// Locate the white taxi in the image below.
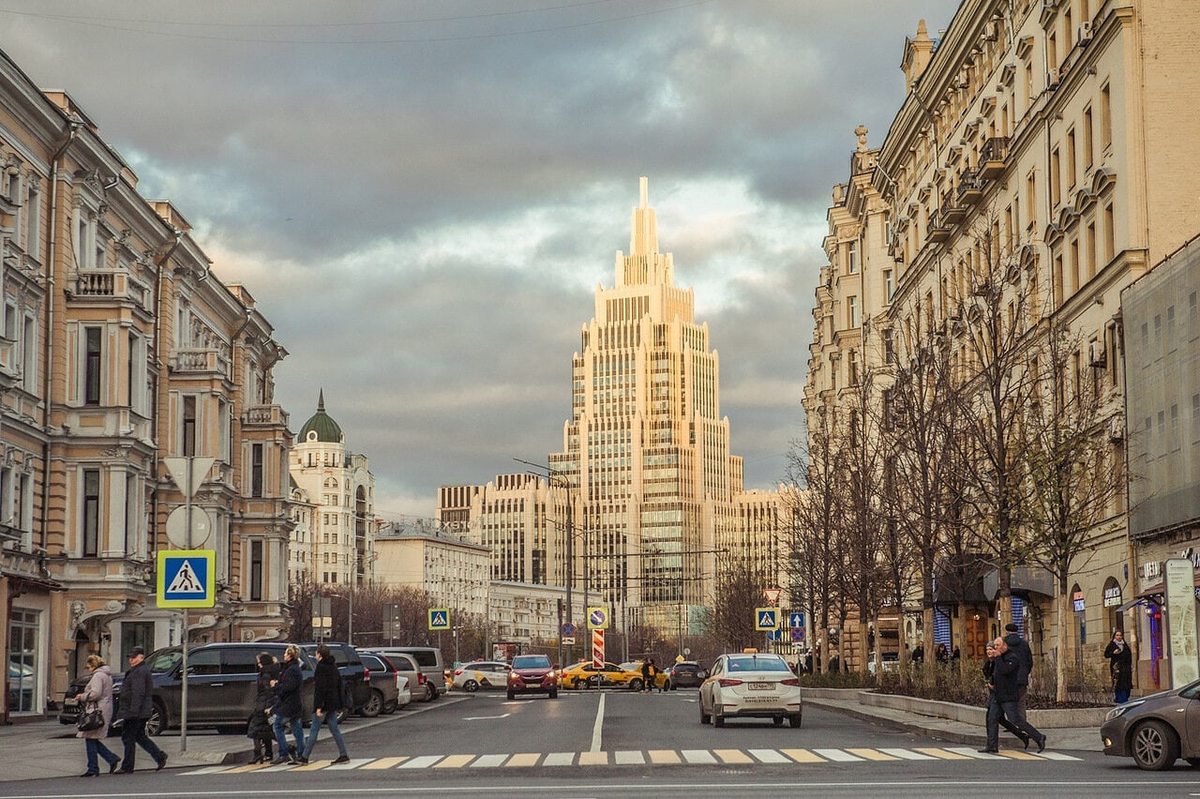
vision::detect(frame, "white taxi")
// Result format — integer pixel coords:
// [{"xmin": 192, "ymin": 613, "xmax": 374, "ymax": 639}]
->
[{"xmin": 698, "ymin": 652, "xmax": 802, "ymax": 728}]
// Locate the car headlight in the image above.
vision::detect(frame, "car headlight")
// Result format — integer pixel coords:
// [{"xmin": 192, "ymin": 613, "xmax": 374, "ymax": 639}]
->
[{"xmin": 1105, "ymin": 700, "xmax": 1144, "ymax": 721}]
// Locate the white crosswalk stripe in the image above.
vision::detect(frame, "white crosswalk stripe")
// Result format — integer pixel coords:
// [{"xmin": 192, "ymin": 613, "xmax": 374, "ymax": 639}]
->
[{"xmin": 182, "ymin": 746, "xmax": 1082, "ymax": 775}]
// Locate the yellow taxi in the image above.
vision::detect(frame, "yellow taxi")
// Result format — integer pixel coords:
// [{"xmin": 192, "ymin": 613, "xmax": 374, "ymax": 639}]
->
[
  {"xmin": 620, "ymin": 661, "xmax": 671, "ymax": 690},
  {"xmin": 561, "ymin": 660, "xmax": 646, "ymax": 690}
]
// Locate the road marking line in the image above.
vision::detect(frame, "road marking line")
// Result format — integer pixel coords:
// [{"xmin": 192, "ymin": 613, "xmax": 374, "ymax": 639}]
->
[
  {"xmin": 398, "ymin": 755, "xmax": 443, "ymax": 769},
  {"xmin": 543, "ymin": 752, "xmax": 575, "ymax": 766},
  {"xmin": 614, "ymin": 750, "xmax": 645, "ymax": 765},
  {"xmin": 681, "ymin": 749, "xmax": 718, "ymax": 764},
  {"xmin": 362, "ymin": 756, "xmax": 409, "ymax": 769},
  {"xmin": 997, "ymin": 750, "xmax": 1043, "ymax": 760},
  {"xmin": 182, "ymin": 766, "xmax": 235, "ymax": 776},
  {"xmin": 879, "ymin": 748, "xmax": 937, "ymax": 760},
  {"xmin": 591, "ymin": 693, "xmax": 605, "ymax": 751},
  {"xmin": 749, "ymin": 749, "xmax": 791, "ymax": 764},
  {"xmin": 780, "ymin": 748, "xmax": 826, "ymax": 763},
  {"xmin": 505, "ymin": 753, "xmax": 541, "ymax": 767},
  {"xmin": 578, "ymin": 751, "xmax": 608, "ymax": 766},
  {"xmin": 222, "ymin": 763, "xmax": 270, "ymax": 773},
  {"xmin": 814, "ymin": 748, "xmax": 864, "ymax": 762},
  {"xmin": 470, "ymin": 754, "xmax": 508, "ymax": 767},
  {"xmin": 714, "ymin": 749, "xmax": 754, "ymax": 764},
  {"xmin": 914, "ymin": 747, "xmax": 972, "ymax": 760},
  {"xmin": 289, "ymin": 759, "xmax": 332, "ymax": 771},
  {"xmin": 326, "ymin": 758, "xmax": 372, "ymax": 770},
  {"xmin": 647, "ymin": 749, "xmax": 682, "ymax": 764},
  {"xmin": 1036, "ymin": 751, "xmax": 1082, "ymax": 761},
  {"xmin": 846, "ymin": 748, "xmax": 900, "ymax": 761},
  {"xmin": 434, "ymin": 755, "xmax": 475, "ymax": 768},
  {"xmin": 946, "ymin": 747, "xmax": 1006, "ymax": 760}
]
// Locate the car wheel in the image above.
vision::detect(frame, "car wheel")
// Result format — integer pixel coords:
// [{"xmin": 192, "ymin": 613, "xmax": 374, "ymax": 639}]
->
[
  {"xmin": 773, "ymin": 716, "xmax": 784, "ymax": 727},
  {"xmin": 789, "ymin": 712, "xmax": 803, "ymax": 728},
  {"xmin": 424, "ymin": 683, "xmax": 437, "ymax": 702},
  {"xmin": 145, "ymin": 701, "xmax": 166, "ymax": 736},
  {"xmin": 629, "ymin": 678, "xmax": 643, "ymax": 692},
  {"xmin": 360, "ymin": 689, "xmax": 384, "ymax": 718},
  {"xmin": 383, "ymin": 699, "xmax": 397, "ymax": 714},
  {"xmin": 506, "ymin": 690, "xmax": 516, "ymax": 700},
  {"xmin": 1131, "ymin": 719, "xmax": 1179, "ymax": 771},
  {"xmin": 714, "ymin": 707, "xmax": 726, "ymax": 728},
  {"xmin": 662, "ymin": 680, "xmax": 671, "ymax": 691},
  {"xmin": 464, "ymin": 680, "xmax": 479, "ymax": 693},
  {"xmin": 549, "ymin": 690, "xmax": 558, "ymax": 699},
  {"xmin": 699, "ymin": 703, "xmax": 711, "ymax": 725}
]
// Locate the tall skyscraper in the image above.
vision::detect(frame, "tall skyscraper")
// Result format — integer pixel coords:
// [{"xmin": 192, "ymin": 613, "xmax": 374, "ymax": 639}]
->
[{"xmin": 549, "ymin": 177, "xmax": 773, "ymax": 630}]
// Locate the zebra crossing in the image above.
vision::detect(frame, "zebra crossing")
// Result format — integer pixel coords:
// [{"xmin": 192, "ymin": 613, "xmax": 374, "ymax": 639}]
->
[{"xmin": 182, "ymin": 745, "xmax": 1082, "ymax": 774}]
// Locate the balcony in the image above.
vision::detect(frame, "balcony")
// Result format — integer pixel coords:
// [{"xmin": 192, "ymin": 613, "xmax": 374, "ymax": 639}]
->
[
  {"xmin": 978, "ymin": 137, "xmax": 1010, "ymax": 180},
  {"xmin": 941, "ymin": 192, "xmax": 966, "ymax": 225},
  {"xmin": 170, "ymin": 347, "xmax": 229, "ymax": 375},
  {"xmin": 70, "ymin": 269, "xmax": 152, "ymax": 310},
  {"xmin": 243, "ymin": 404, "xmax": 290, "ymax": 428},
  {"xmin": 956, "ymin": 169, "xmax": 984, "ymax": 205},
  {"xmin": 928, "ymin": 210, "xmax": 951, "ymax": 243}
]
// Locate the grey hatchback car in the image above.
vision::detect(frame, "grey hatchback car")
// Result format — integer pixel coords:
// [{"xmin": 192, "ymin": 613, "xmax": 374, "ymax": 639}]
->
[{"xmin": 1101, "ymin": 679, "xmax": 1200, "ymax": 770}]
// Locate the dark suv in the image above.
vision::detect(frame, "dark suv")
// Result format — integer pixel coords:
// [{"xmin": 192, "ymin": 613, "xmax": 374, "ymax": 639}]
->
[
  {"xmin": 59, "ymin": 643, "xmax": 316, "ymax": 735},
  {"xmin": 667, "ymin": 660, "xmax": 706, "ymax": 689},
  {"xmin": 506, "ymin": 654, "xmax": 559, "ymax": 700},
  {"xmin": 301, "ymin": 643, "xmax": 372, "ymax": 716}
]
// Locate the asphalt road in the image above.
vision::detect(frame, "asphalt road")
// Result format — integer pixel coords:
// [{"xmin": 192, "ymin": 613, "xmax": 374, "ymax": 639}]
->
[{"xmin": 7, "ymin": 687, "xmax": 1200, "ymax": 798}]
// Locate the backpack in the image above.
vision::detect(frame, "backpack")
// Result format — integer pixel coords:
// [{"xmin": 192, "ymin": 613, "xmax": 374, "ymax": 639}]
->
[{"xmin": 339, "ymin": 674, "xmax": 354, "ymax": 711}]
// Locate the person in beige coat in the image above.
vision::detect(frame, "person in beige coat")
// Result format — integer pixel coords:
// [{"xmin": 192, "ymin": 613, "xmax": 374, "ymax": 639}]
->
[{"xmin": 76, "ymin": 655, "xmax": 121, "ymax": 777}]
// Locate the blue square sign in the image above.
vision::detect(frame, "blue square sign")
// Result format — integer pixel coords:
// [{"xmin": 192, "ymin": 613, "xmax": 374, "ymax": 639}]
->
[{"xmin": 157, "ymin": 550, "xmax": 215, "ymax": 608}]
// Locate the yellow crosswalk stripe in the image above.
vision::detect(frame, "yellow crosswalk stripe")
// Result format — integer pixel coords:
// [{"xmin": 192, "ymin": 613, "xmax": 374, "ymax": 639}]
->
[
  {"xmin": 578, "ymin": 752, "xmax": 608, "ymax": 766},
  {"xmin": 780, "ymin": 748, "xmax": 825, "ymax": 763},
  {"xmin": 505, "ymin": 753, "xmax": 540, "ymax": 767},
  {"xmin": 290, "ymin": 759, "xmax": 333, "ymax": 771},
  {"xmin": 647, "ymin": 749, "xmax": 682, "ymax": 764},
  {"xmin": 713, "ymin": 749, "xmax": 754, "ymax": 764},
  {"xmin": 223, "ymin": 763, "xmax": 271, "ymax": 773},
  {"xmin": 434, "ymin": 755, "xmax": 475, "ymax": 768},
  {"xmin": 362, "ymin": 757, "xmax": 409, "ymax": 769},
  {"xmin": 914, "ymin": 748, "xmax": 972, "ymax": 760},
  {"xmin": 997, "ymin": 750, "xmax": 1043, "ymax": 760},
  {"xmin": 846, "ymin": 748, "xmax": 900, "ymax": 761}
]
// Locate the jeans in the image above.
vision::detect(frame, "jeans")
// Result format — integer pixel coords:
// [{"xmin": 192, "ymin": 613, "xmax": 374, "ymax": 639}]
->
[
  {"xmin": 273, "ymin": 713, "xmax": 304, "ymax": 759},
  {"xmin": 1115, "ymin": 688, "xmax": 1131, "ymax": 704},
  {"xmin": 985, "ymin": 694, "xmax": 1028, "ymax": 750},
  {"xmin": 120, "ymin": 717, "xmax": 165, "ymax": 770},
  {"xmin": 302, "ymin": 710, "xmax": 347, "ymax": 760},
  {"xmin": 998, "ymin": 699, "xmax": 1043, "ymax": 745},
  {"xmin": 85, "ymin": 738, "xmax": 120, "ymax": 774}
]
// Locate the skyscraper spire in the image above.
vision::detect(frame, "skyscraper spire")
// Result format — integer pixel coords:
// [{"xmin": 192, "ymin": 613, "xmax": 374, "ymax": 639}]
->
[{"xmin": 630, "ymin": 175, "xmax": 658, "ymax": 257}]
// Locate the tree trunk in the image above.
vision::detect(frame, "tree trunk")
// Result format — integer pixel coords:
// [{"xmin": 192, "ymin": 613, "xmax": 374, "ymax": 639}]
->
[{"xmin": 1056, "ymin": 576, "xmax": 1070, "ymax": 703}]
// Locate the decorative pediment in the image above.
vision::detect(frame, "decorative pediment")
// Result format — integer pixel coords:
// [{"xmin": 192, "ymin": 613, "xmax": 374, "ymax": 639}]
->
[
  {"xmin": 1091, "ymin": 167, "xmax": 1117, "ymax": 194},
  {"xmin": 1073, "ymin": 186, "xmax": 1097, "ymax": 213},
  {"xmin": 1016, "ymin": 36, "xmax": 1035, "ymax": 60}
]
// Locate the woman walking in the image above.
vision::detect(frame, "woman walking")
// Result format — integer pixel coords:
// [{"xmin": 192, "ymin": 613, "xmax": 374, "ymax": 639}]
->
[
  {"xmin": 248, "ymin": 652, "xmax": 280, "ymax": 763},
  {"xmin": 75, "ymin": 655, "xmax": 121, "ymax": 777}
]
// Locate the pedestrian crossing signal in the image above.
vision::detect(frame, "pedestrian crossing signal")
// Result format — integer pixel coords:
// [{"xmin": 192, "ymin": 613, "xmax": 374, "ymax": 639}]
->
[
  {"xmin": 428, "ymin": 608, "xmax": 451, "ymax": 630},
  {"xmin": 157, "ymin": 550, "xmax": 215, "ymax": 608},
  {"xmin": 755, "ymin": 607, "xmax": 779, "ymax": 631}
]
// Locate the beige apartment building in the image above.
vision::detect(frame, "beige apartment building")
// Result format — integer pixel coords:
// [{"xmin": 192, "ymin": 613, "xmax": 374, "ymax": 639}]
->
[
  {"xmin": 804, "ymin": 0, "xmax": 1200, "ymax": 688},
  {"xmin": 374, "ymin": 524, "xmax": 490, "ymax": 619},
  {"xmin": 0, "ymin": 45, "xmax": 294, "ymax": 717}
]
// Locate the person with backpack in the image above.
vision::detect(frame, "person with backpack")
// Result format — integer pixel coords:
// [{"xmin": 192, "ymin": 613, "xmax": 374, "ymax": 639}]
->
[{"xmin": 296, "ymin": 643, "xmax": 350, "ymax": 765}]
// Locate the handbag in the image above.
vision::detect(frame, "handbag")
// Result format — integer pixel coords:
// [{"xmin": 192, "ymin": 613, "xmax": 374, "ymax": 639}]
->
[{"xmin": 77, "ymin": 704, "xmax": 105, "ymax": 732}]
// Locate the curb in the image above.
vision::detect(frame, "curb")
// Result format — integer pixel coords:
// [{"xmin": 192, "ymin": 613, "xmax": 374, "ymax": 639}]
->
[{"xmin": 805, "ymin": 698, "xmax": 987, "ymax": 748}]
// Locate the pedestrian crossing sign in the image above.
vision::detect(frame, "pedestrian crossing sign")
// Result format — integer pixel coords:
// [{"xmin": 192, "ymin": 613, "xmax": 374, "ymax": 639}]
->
[
  {"xmin": 428, "ymin": 608, "xmax": 451, "ymax": 630},
  {"xmin": 157, "ymin": 550, "xmax": 215, "ymax": 608},
  {"xmin": 755, "ymin": 607, "xmax": 780, "ymax": 631}
]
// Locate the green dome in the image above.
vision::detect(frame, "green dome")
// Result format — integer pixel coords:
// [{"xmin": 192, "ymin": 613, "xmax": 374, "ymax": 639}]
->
[{"xmin": 299, "ymin": 390, "xmax": 343, "ymax": 443}]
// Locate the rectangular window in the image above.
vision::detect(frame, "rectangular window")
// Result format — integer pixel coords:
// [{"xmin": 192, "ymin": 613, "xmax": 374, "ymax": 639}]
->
[
  {"xmin": 84, "ymin": 327, "xmax": 102, "ymax": 405},
  {"xmin": 884, "ymin": 270, "xmax": 894, "ymax": 301},
  {"xmin": 82, "ymin": 469, "xmax": 100, "ymax": 556},
  {"xmin": 1066, "ymin": 128, "xmax": 1076, "ymax": 189},
  {"xmin": 847, "ymin": 241, "xmax": 858, "ymax": 274},
  {"xmin": 22, "ymin": 315, "xmax": 36, "ymax": 393},
  {"xmin": 127, "ymin": 332, "xmax": 136, "ymax": 411},
  {"xmin": 182, "ymin": 395, "xmax": 196, "ymax": 456},
  {"xmin": 1083, "ymin": 106, "xmax": 1094, "ymax": 169},
  {"xmin": 1051, "ymin": 148, "xmax": 1061, "ymax": 207},
  {"xmin": 251, "ymin": 443, "xmax": 264, "ymax": 498},
  {"xmin": 848, "ymin": 295, "xmax": 858, "ymax": 328},
  {"xmin": 1104, "ymin": 203, "xmax": 1115, "ymax": 263},
  {"xmin": 250, "ymin": 540, "xmax": 264, "ymax": 601},
  {"xmin": 1100, "ymin": 83, "xmax": 1112, "ymax": 150}
]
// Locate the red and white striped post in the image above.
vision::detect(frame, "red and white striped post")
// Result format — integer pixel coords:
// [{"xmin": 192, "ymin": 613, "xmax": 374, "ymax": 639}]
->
[{"xmin": 592, "ymin": 629, "xmax": 605, "ymax": 668}]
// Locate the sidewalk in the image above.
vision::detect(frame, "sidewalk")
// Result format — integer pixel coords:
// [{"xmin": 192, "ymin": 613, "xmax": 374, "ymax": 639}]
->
[
  {"xmin": 804, "ymin": 695, "xmax": 1103, "ymax": 752},
  {"xmin": 0, "ymin": 697, "xmax": 463, "ymax": 783}
]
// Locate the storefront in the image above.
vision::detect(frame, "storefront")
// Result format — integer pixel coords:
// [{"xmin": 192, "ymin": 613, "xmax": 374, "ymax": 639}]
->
[{"xmin": 2, "ymin": 559, "xmax": 63, "ymax": 720}]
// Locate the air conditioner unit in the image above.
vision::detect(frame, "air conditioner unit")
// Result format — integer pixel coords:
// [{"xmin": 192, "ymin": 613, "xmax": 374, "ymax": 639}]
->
[
  {"xmin": 1108, "ymin": 416, "xmax": 1124, "ymax": 442},
  {"xmin": 1088, "ymin": 340, "xmax": 1107, "ymax": 368},
  {"xmin": 1078, "ymin": 22, "xmax": 1093, "ymax": 43}
]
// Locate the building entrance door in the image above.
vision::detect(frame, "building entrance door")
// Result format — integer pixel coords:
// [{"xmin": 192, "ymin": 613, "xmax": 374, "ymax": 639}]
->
[{"xmin": 964, "ymin": 613, "xmax": 989, "ymax": 660}]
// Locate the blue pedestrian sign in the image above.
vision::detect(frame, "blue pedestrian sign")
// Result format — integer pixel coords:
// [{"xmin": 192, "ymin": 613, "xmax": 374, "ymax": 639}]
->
[
  {"xmin": 428, "ymin": 608, "xmax": 451, "ymax": 630},
  {"xmin": 157, "ymin": 550, "xmax": 215, "ymax": 608},
  {"xmin": 789, "ymin": 612, "xmax": 805, "ymax": 629},
  {"xmin": 755, "ymin": 607, "xmax": 779, "ymax": 631}
]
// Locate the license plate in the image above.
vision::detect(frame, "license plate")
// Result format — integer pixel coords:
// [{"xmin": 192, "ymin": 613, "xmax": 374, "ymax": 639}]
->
[{"xmin": 747, "ymin": 682, "xmax": 774, "ymax": 691}]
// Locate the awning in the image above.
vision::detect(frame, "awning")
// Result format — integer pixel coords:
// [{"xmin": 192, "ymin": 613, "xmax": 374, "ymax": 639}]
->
[
  {"xmin": 0, "ymin": 570, "xmax": 65, "ymax": 592},
  {"xmin": 1116, "ymin": 596, "xmax": 1158, "ymax": 613}
]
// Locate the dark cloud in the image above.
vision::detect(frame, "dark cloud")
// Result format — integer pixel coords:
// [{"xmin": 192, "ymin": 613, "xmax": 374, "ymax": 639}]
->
[{"xmin": 0, "ymin": 0, "xmax": 960, "ymax": 515}]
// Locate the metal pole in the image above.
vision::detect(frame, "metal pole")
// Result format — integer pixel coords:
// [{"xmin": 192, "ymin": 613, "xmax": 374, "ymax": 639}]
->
[
  {"xmin": 348, "ymin": 591, "xmax": 353, "ymax": 644},
  {"xmin": 180, "ymin": 610, "xmax": 188, "ymax": 753}
]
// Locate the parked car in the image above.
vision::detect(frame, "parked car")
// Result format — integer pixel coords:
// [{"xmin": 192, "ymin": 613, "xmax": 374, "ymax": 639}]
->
[
  {"xmin": 300, "ymin": 643, "xmax": 372, "ymax": 716},
  {"xmin": 620, "ymin": 661, "xmax": 671, "ymax": 690},
  {"xmin": 452, "ymin": 660, "xmax": 511, "ymax": 692},
  {"xmin": 666, "ymin": 660, "xmax": 706, "ymax": 689},
  {"xmin": 380, "ymin": 651, "xmax": 431, "ymax": 703},
  {"xmin": 699, "ymin": 652, "xmax": 802, "ymax": 728},
  {"xmin": 358, "ymin": 652, "xmax": 402, "ymax": 714},
  {"xmin": 59, "ymin": 643, "xmax": 316, "ymax": 736},
  {"xmin": 561, "ymin": 660, "xmax": 643, "ymax": 690},
  {"xmin": 506, "ymin": 654, "xmax": 559, "ymax": 699},
  {"xmin": 361, "ymin": 646, "xmax": 445, "ymax": 700},
  {"xmin": 1101, "ymin": 679, "xmax": 1200, "ymax": 770}
]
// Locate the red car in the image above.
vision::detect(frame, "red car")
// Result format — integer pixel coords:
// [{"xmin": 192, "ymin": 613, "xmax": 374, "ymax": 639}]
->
[{"xmin": 506, "ymin": 654, "xmax": 559, "ymax": 700}]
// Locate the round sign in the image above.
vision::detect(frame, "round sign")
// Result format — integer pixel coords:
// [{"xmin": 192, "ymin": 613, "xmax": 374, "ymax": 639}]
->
[
  {"xmin": 683, "ymin": 648, "xmax": 691, "ymax": 656},
  {"xmin": 561, "ymin": 622, "xmax": 577, "ymax": 637},
  {"xmin": 166, "ymin": 506, "xmax": 212, "ymax": 548}
]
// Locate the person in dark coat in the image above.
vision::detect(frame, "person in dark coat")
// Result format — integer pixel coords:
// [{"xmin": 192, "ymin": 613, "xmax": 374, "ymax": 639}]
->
[
  {"xmin": 641, "ymin": 659, "xmax": 652, "ymax": 693},
  {"xmin": 989, "ymin": 637, "xmax": 1045, "ymax": 752},
  {"xmin": 115, "ymin": 647, "xmax": 167, "ymax": 773},
  {"xmin": 297, "ymin": 643, "xmax": 349, "ymax": 765},
  {"xmin": 979, "ymin": 641, "xmax": 1028, "ymax": 752},
  {"xmin": 1003, "ymin": 622, "xmax": 1034, "ymax": 721},
  {"xmin": 247, "ymin": 652, "xmax": 280, "ymax": 763},
  {"xmin": 270, "ymin": 645, "xmax": 305, "ymax": 765},
  {"xmin": 911, "ymin": 644, "xmax": 925, "ymax": 664},
  {"xmin": 1104, "ymin": 630, "xmax": 1134, "ymax": 704},
  {"xmin": 75, "ymin": 655, "xmax": 121, "ymax": 777}
]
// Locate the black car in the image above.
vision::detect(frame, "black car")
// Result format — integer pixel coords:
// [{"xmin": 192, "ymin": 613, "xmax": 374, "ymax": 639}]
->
[
  {"xmin": 667, "ymin": 661, "xmax": 706, "ymax": 689},
  {"xmin": 301, "ymin": 643, "xmax": 372, "ymax": 716}
]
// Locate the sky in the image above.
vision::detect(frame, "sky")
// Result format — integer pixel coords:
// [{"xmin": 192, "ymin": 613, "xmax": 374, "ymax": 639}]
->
[{"xmin": 0, "ymin": 0, "xmax": 961, "ymax": 520}]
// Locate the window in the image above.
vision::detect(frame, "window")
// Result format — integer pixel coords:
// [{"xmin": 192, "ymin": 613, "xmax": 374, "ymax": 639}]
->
[
  {"xmin": 250, "ymin": 540, "xmax": 264, "ymax": 601},
  {"xmin": 84, "ymin": 327, "xmax": 102, "ymax": 405},
  {"xmin": 218, "ymin": 399, "xmax": 230, "ymax": 463},
  {"xmin": 251, "ymin": 443, "xmax": 264, "ymax": 498},
  {"xmin": 1083, "ymin": 106, "xmax": 1094, "ymax": 169},
  {"xmin": 181, "ymin": 395, "xmax": 196, "ymax": 456},
  {"xmin": 1066, "ymin": 128, "xmax": 1076, "ymax": 189},
  {"xmin": 82, "ymin": 469, "xmax": 100, "ymax": 556},
  {"xmin": 848, "ymin": 295, "xmax": 858, "ymax": 328},
  {"xmin": 847, "ymin": 241, "xmax": 858, "ymax": 274},
  {"xmin": 1051, "ymin": 148, "xmax": 1061, "ymax": 207},
  {"xmin": 884, "ymin": 269, "xmax": 894, "ymax": 301},
  {"xmin": 22, "ymin": 315, "xmax": 36, "ymax": 393},
  {"xmin": 1100, "ymin": 83, "xmax": 1112, "ymax": 151}
]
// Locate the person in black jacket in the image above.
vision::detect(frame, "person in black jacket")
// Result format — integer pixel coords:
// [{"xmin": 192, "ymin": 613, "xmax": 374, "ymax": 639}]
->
[
  {"xmin": 247, "ymin": 652, "xmax": 279, "ymax": 763},
  {"xmin": 270, "ymin": 645, "xmax": 306, "ymax": 765},
  {"xmin": 1003, "ymin": 622, "xmax": 1034, "ymax": 723},
  {"xmin": 989, "ymin": 637, "xmax": 1045, "ymax": 752},
  {"xmin": 296, "ymin": 643, "xmax": 349, "ymax": 765},
  {"xmin": 115, "ymin": 647, "xmax": 167, "ymax": 773},
  {"xmin": 1104, "ymin": 630, "xmax": 1134, "ymax": 704},
  {"xmin": 980, "ymin": 640, "xmax": 1029, "ymax": 752}
]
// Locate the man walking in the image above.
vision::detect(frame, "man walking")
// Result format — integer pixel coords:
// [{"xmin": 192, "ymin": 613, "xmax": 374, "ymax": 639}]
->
[
  {"xmin": 270, "ymin": 645, "xmax": 306, "ymax": 765},
  {"xmin": 115, "ymin": 647, "xmax": 167, "ymax": 773},
  {"xmin": 990, "ymin": 637, "xmax": 1045, "ymax": 752},
  {"xmin": 1003, "ymin": 622, "xmax": 1033, "ymax": 719},
  {"xmin": 295, "ymin": 643, "xmax": 349, "ymax": 765},
  {"xmin": 980, "ymin": 640, "xmax": 1029, "ymax": 752}
]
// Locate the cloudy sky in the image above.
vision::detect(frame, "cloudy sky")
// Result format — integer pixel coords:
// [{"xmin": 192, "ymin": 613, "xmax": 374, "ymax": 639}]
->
[{"xmin": 1, "ymin": 0, "xmax": 960, "ymax": 519}]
